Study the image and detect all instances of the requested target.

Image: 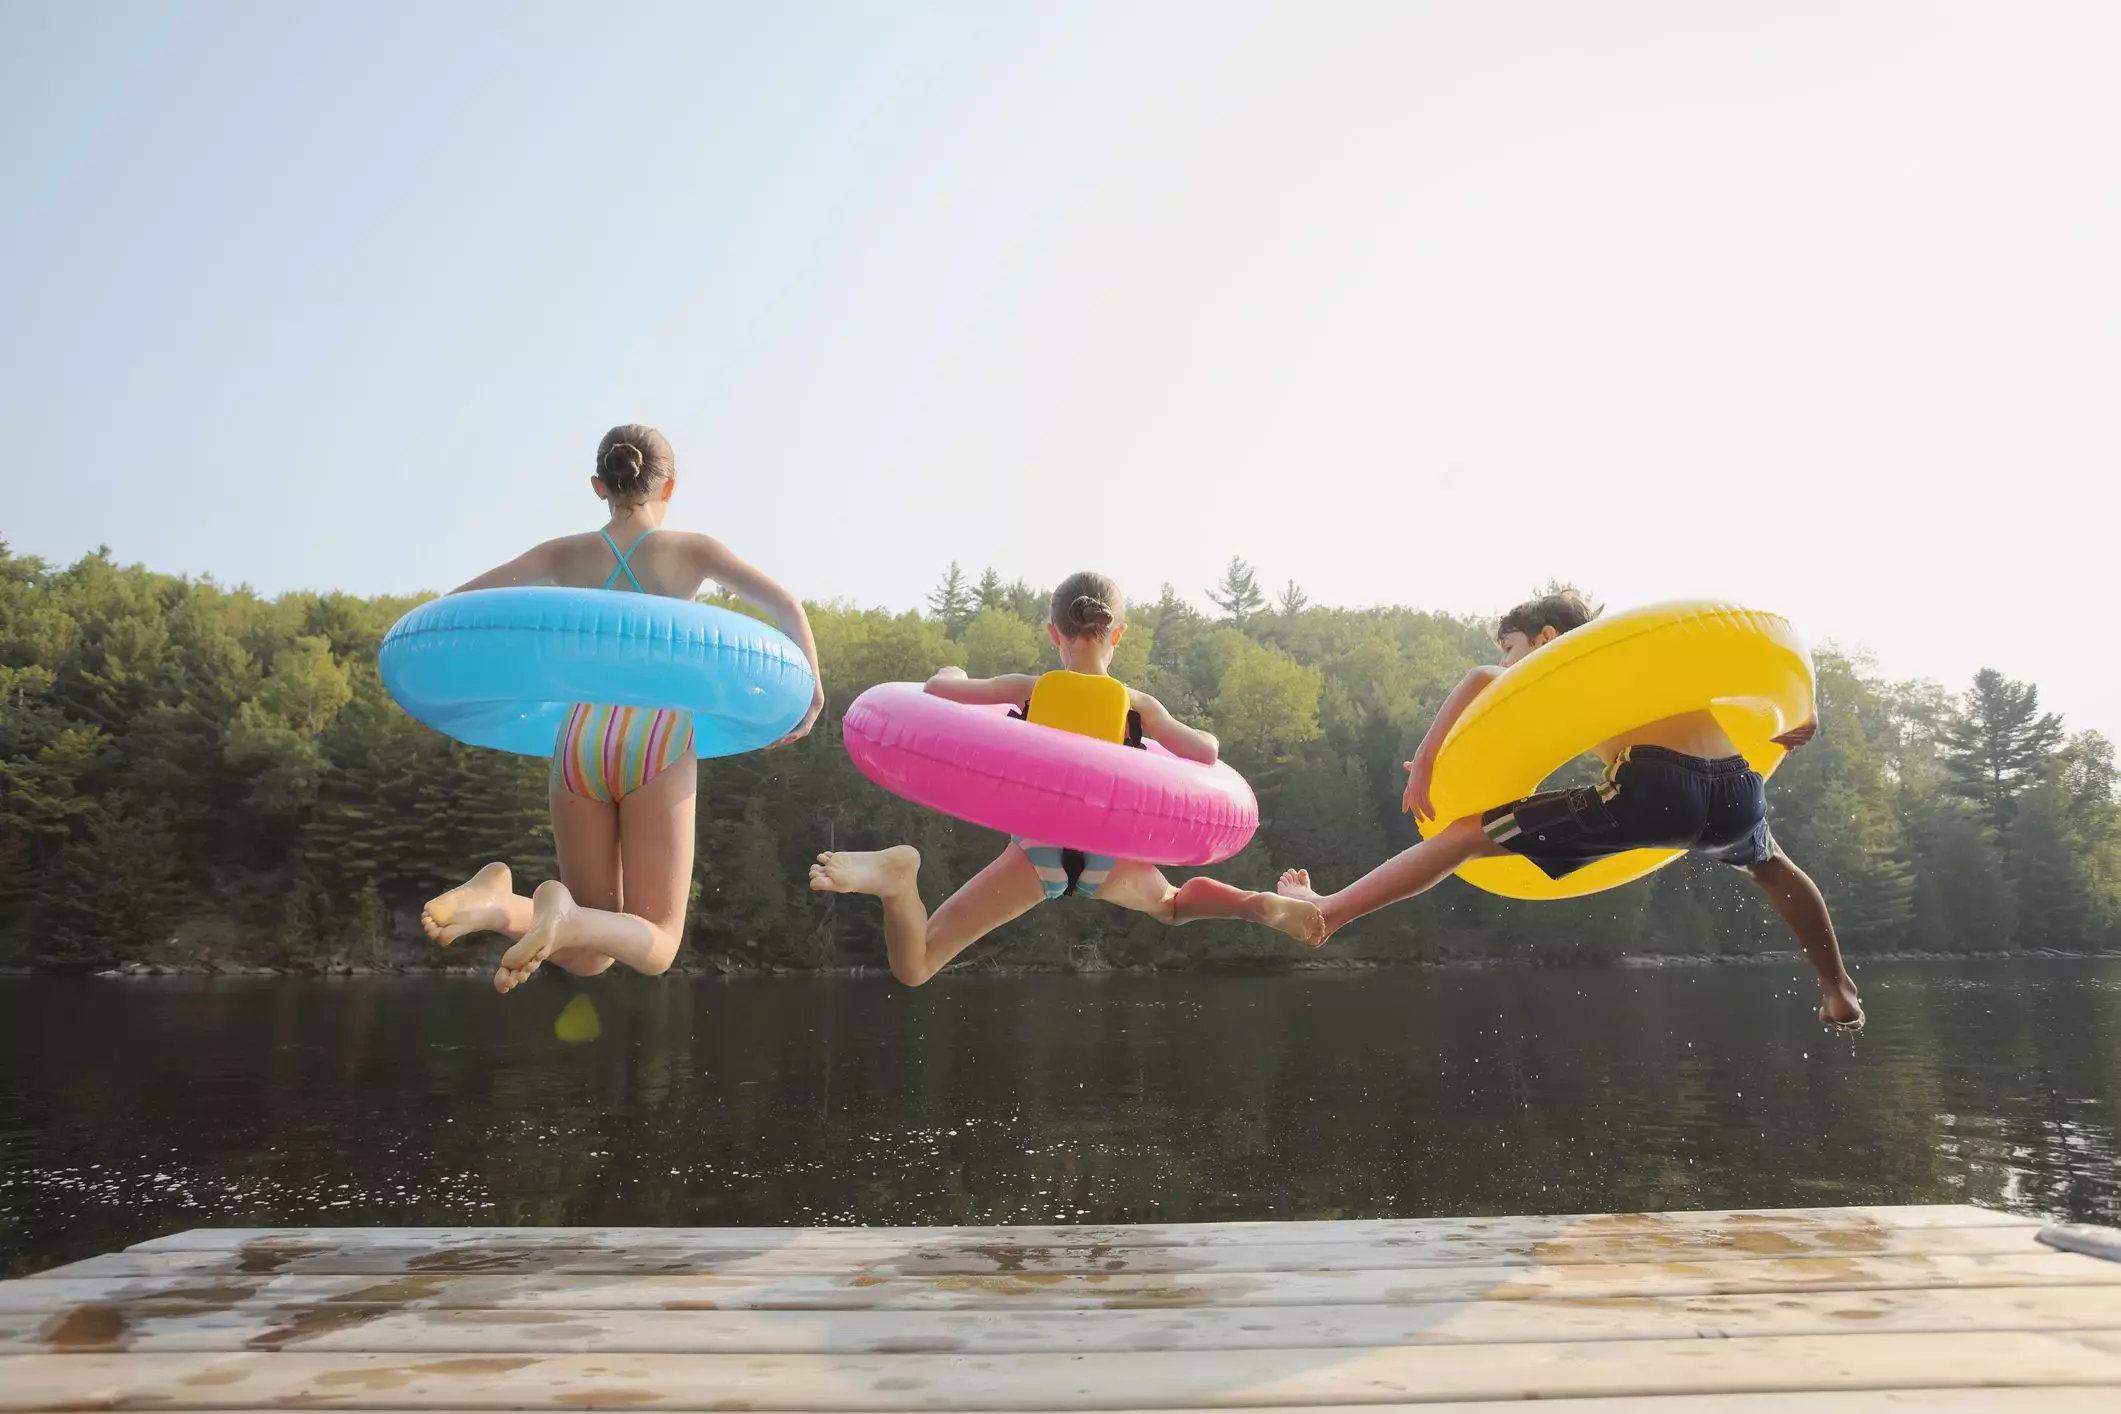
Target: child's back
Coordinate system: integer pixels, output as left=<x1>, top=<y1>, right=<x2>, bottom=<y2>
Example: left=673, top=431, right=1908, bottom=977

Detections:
left=1597, top=708, right=1740, bottom=763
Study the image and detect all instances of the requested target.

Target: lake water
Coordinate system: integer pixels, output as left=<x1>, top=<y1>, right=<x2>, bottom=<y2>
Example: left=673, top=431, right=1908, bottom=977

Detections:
left=3, top=959, right=2116, bottom=1276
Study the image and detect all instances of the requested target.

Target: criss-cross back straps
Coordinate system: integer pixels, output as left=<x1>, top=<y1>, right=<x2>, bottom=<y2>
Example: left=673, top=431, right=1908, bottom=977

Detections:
left=599, top=527, right=656, bottom=593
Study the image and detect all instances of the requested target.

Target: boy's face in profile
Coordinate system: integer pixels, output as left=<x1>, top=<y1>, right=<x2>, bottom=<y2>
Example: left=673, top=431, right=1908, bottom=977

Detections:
left=1496, top=626, right=1557, bottom=668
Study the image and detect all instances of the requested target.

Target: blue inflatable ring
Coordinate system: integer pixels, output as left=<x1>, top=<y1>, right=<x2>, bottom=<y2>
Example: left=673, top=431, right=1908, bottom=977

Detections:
left=380, top=587, right=814, bottom=758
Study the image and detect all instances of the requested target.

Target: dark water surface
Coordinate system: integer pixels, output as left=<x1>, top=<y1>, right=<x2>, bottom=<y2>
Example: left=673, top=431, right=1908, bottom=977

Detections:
left=3, top=959, right=2117, bottom=1275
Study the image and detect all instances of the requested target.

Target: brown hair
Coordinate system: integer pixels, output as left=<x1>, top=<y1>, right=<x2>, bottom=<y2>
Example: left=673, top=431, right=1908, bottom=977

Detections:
left=1049, top=570, right=1123, bottom=640
left=595, top=424, right=675, bottom=502
left=1499, top=586, right=1598, bottom=642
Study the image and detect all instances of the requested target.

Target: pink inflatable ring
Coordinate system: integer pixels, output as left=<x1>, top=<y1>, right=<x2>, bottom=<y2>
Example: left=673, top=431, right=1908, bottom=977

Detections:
left=841, top=682, right=1259, bottom=866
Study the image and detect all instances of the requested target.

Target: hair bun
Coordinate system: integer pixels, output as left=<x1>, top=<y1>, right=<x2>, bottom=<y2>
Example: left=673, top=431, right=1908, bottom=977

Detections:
left=600, top=441, right=646, bottom=492
left=1048, top=570, right=1124, bottom=641
left=1071, top=595, right=1114, bottom=630
left=593, top=424, right=674, bottom=503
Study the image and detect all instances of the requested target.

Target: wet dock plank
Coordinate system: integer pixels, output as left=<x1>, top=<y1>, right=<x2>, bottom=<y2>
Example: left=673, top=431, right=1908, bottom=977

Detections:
left=1, top=1205, right=2113, bottom=1410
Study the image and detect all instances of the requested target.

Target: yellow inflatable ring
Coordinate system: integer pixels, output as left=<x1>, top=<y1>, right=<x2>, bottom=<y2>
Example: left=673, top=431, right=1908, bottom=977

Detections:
left=1422, top=600, right=1815, bottom=901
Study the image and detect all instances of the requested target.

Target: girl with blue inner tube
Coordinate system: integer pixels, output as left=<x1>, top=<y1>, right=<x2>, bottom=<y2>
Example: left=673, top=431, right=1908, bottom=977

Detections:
left=419, top=425, right=825, bottom=993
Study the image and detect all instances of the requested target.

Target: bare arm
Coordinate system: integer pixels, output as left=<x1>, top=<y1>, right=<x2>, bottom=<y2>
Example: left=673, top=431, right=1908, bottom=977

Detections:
left=688, top=534, right=826, bottom=745
left=450, top=541, right=564, bottom=593
left=1415, top=665, right=1502, bottom=765
left=923, top=667, right=1038, bottom=706
left=1131, top=690, right=1219, bottom=765
left=1402, top=664, right=1502, bottom=817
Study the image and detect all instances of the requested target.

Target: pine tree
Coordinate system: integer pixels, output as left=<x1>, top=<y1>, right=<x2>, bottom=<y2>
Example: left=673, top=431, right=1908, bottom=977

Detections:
left=1207, top=557, right=1267, bottom=624
left=1904, top=798, right=2017, bottom=952
left=975, top=568, right=1008, bottom=612
left=1278, top=580, right=1309, bottom=616
left=693, top=799, right=795, bottom=964
left=306, top=672, right=430, bottom=901
left=273, top=855, right=332, bottom=967
left=2061, top=731, right=2119, bottom=841
left=1941, top=669, right=2065, bottom=832
left=407, top=741, right=552, bottom=895
left=925, top=563, right=974, bottom=636
left=344, top=881, right=390, bottom=967
left=1004, top=579, right=1046, bottom=626
left=33, top=801, right=180, bottom=968
left=2012, top=780, right=2096, bottom=948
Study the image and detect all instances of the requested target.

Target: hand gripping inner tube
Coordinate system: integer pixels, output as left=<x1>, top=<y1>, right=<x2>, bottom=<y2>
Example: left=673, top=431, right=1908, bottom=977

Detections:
left=380, top=587, right=815, bottom=758
left=842, top=682, right=1258, bottom=866
left=1423, top=599, right=1815, bottom=901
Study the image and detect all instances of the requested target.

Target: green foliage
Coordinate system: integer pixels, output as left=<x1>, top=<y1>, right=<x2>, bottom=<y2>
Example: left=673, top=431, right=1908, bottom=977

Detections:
left=2, top=539, right=2116, bottom=971
left=962, top=608, right=1044, bottom=677
left=1209, top=639, right=1323, bottom=758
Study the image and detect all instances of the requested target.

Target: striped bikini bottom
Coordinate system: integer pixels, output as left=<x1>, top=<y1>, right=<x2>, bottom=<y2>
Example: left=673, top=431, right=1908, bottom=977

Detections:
left=550, top=703, right=696, bottom=803
left=1012, top=839, right=1117, bottom=901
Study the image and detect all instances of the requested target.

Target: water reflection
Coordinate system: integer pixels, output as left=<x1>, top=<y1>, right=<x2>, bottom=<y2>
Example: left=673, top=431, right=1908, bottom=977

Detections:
left=2, top=959, right=2114, bottom=1275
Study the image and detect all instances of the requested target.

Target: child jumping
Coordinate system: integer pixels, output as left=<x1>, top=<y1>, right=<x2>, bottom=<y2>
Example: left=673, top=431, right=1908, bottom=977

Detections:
left=809, top=571, right=1325, bottom=983
left=1277, top=589, right=1865, bottom=1032
left=420, top=424, right=825, bottom=993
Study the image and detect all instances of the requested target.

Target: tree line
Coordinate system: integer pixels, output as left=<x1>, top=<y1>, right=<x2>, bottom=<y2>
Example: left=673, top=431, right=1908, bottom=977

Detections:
left=2, top=544, right=2116, bottom=972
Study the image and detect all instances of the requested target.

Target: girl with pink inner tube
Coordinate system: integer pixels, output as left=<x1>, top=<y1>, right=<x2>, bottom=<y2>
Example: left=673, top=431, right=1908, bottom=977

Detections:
left=809, top=571, right=1325, bottom=985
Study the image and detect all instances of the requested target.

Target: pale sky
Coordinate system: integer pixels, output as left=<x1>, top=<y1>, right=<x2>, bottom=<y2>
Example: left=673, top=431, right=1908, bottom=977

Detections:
left=4, top=2, right=2117, bottom=740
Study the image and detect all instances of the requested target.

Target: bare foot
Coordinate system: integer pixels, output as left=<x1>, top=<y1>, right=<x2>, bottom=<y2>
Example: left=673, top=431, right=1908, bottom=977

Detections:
left=422, top=862, right=517, bottom=947
left=1247, top=890, right=1328, bottom=948
left=808, top=845, right=921, bottom=898
left=495, top=881, right=577, bottom=994
left=1279, top=867, right=1334, bottom=907
left=1819, top=974, right=1865, bottom=1032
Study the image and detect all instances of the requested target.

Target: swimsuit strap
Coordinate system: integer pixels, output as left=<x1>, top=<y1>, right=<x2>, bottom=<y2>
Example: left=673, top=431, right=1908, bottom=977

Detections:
left=599, top=527, right=656, bottom=593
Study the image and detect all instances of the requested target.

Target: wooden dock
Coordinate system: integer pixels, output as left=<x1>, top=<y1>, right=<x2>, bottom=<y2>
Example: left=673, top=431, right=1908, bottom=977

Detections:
left=2, top=1204, right=2117, bottom=1410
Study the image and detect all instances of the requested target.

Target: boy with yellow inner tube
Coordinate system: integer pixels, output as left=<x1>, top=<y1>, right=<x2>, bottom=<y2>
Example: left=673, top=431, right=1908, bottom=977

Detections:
left=1275, top=589, right=1865, bottom=1032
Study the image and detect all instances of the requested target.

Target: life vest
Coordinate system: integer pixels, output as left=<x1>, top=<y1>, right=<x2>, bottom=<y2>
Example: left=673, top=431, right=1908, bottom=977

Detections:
left=1016, top=670, right=1144, bottom=748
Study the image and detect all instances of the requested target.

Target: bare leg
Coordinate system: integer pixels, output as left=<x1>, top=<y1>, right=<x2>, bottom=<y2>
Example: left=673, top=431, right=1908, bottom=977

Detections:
left=1745, top=850, right=1864, bottom=1031
left=541, top=777, right=626, bottom=978
left=1097, top=861, right=1325, bottom=946
left=496, top=751, right=698, bottom=992
left=1276, top=815, right=1505, bottom=940
left=421, top=862, right=534, bottom=947
left=810, top=844, right=1046, bottom=985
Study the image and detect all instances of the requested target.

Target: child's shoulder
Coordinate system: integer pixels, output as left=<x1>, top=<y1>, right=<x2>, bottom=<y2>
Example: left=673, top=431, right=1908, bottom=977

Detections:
left=1124, top=683, right=1171, bottom=715
left=646, top=528, right=733, bottom=564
